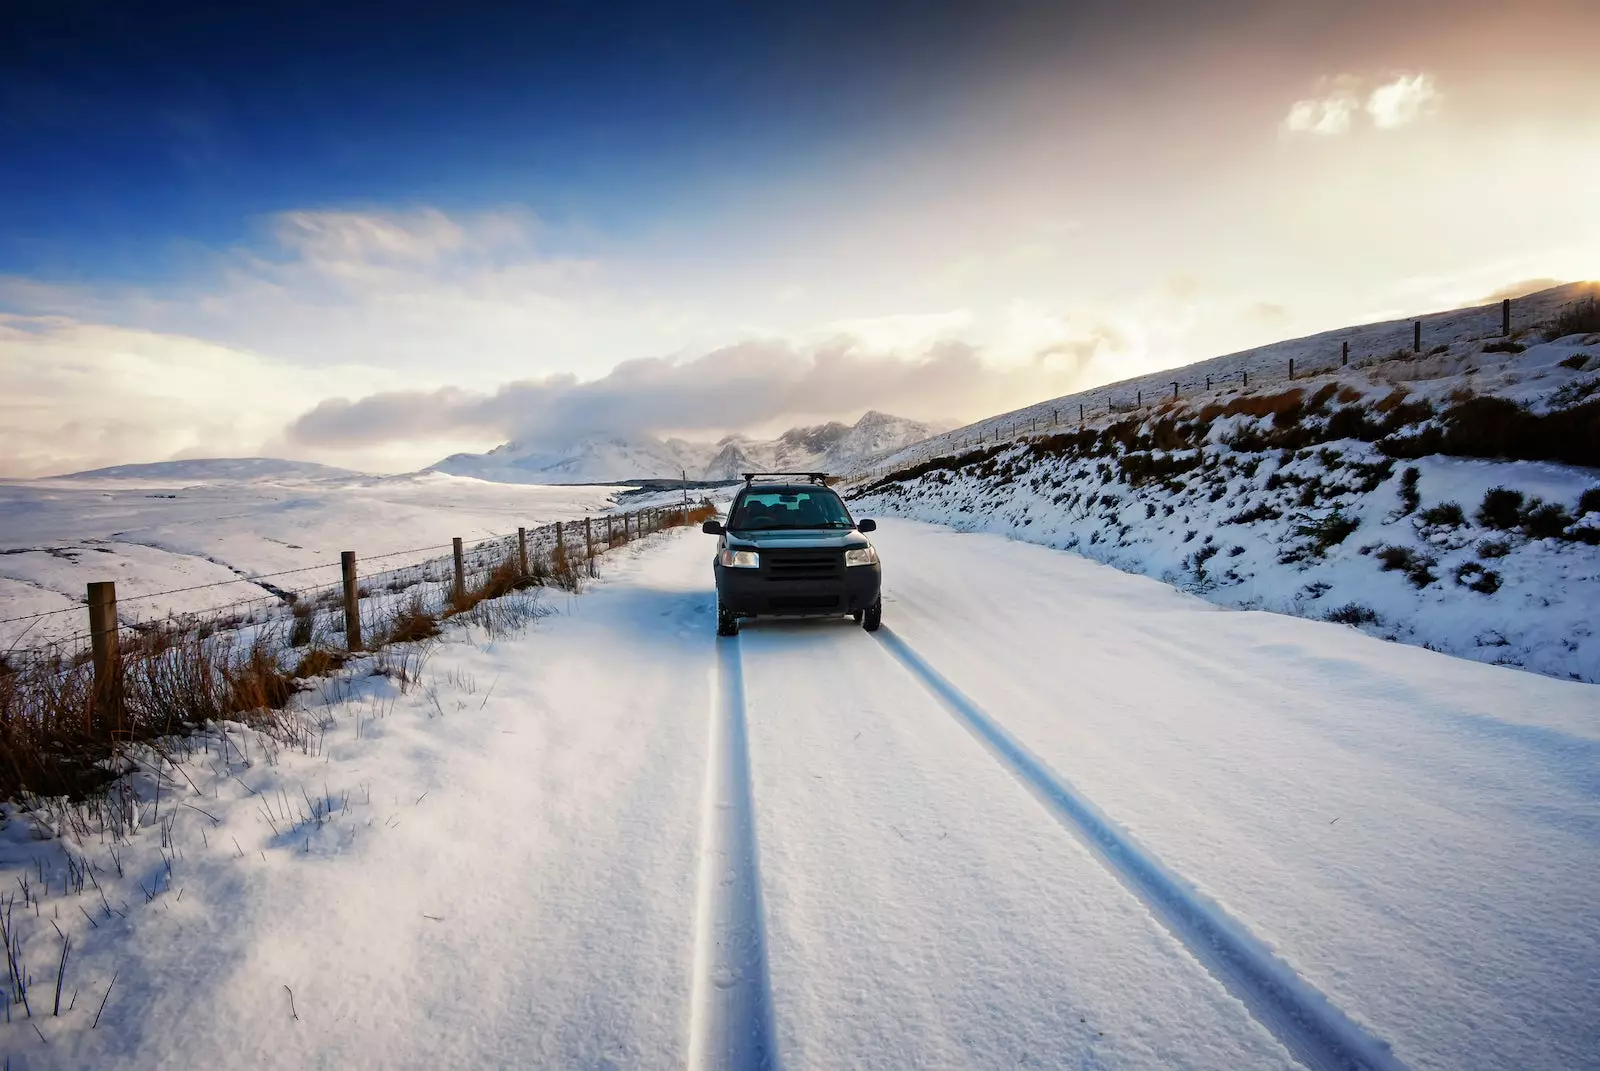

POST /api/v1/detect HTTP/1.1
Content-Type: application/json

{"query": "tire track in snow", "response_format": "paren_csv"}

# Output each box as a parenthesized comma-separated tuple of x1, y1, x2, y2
(687, 636, 780, 1071)
(874, 626, 1407, 1071)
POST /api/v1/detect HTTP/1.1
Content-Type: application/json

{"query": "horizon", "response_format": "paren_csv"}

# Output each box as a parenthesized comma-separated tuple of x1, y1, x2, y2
(4, 0, 1598, 477)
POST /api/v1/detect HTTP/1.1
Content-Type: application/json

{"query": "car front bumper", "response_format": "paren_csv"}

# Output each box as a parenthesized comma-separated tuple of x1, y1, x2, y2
(715, 561, 881, 617)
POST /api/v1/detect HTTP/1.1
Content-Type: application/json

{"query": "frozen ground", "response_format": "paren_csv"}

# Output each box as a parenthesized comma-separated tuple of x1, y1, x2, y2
(0, 471, 625, 647)
(3, 522, 1596, 1070)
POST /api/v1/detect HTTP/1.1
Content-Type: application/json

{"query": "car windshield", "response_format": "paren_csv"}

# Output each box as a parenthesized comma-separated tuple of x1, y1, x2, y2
(730, 488, 854, 530)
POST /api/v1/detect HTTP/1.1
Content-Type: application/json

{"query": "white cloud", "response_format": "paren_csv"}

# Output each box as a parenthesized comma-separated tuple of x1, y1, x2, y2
(1366, 73, 1440, 129)
(1284, 73, 1440, 136)
(1284, 93, 1358, 136)
(0, 315, 387, 477)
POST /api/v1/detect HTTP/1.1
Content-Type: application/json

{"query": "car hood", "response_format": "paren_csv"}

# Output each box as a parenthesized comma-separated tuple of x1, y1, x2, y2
(727, 529, 870, 551)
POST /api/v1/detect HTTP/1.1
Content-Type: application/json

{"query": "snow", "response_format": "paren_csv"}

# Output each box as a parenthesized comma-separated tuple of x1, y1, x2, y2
(0, 472, 628, 648)
(4, 521, 1596, 1069)
(849, 331, 1600, 682)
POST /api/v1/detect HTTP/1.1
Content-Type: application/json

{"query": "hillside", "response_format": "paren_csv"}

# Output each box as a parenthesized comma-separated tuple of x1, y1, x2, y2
(431, 410, 941, 484)
(849, 287, 1600, 681)
(47, 457, 360, 482)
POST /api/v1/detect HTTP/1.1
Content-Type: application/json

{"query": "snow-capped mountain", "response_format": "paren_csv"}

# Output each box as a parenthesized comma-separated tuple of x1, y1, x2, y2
(429, 411, 944, 484)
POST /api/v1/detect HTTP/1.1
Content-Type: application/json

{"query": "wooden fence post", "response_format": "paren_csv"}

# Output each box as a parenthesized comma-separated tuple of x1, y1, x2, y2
(1288, 358, 1294, 378)
(1502, 298, 1511, 336)
(1414, 320, 1421, 353)
(1342, 341, 1349, 366)
(1172, 381, 1179, 400)
(341, 551, 361, 651)
(1205, 374, 1211, 390)
(87, 581, 119, 736)
(1243, 370, 1249, 388)
(1136, 389, 1142, 407)
(517, 527, 529, 576)
(452, 537, 465, 601)
(585, 516, 593, 559)
(1079, 403, 1084, 424)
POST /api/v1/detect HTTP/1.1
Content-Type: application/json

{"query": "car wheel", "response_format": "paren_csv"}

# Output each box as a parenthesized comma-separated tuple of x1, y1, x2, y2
(861, 599, 881, 632)
(716, 596, 739, 636)
(851, 610, 863, 623)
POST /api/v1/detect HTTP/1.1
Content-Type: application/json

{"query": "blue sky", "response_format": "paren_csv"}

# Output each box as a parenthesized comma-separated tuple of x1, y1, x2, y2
(2, 0, 1598, 475)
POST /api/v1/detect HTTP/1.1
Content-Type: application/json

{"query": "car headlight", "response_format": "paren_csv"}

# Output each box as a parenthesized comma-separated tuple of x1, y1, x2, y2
(719, 548, 760, 569)
(844, 545, 879, 567)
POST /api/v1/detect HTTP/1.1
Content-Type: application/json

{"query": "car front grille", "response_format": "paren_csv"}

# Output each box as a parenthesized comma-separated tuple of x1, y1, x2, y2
(762, 549, 843, 581)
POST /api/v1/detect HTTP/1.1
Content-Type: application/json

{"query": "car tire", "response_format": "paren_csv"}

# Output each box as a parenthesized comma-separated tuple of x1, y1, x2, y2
(851, 610, 863, 623)
(861, 599, 881, 632)
(716, 596, 739, 637)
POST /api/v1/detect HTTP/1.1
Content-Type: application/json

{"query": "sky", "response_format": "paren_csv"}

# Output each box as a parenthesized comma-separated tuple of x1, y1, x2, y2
(2, 0, 1598, 477)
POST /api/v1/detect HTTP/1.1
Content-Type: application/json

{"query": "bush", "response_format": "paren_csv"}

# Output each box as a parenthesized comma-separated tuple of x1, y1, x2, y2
(1380, 395, 1600, 468)
(1416, 502, 1466, 528)
(1579, 487, 1600, 517)
(1544, 296, 1600, 341)
(1483, 339, 1524, 354)
(1477, 539, 1511, 559)
(1454, 561, 1502, 594)
(1326, 604, 1380, 626)
(1375, 544, 1438, 587)
(1477, 487, 1525, 530)
(1224, 503, 1282, 525)
(1291, 510, 1359, 557)
(1397, 466, 1421, 516)
(1521, 501, 1573, 540)
(1559, 353, 1591, 371)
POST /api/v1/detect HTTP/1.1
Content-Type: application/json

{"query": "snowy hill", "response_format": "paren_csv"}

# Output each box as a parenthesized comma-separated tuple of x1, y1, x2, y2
(432, 410, 943, 484)
(850, 285, 1600, 681)
(49, 457, 360, 482)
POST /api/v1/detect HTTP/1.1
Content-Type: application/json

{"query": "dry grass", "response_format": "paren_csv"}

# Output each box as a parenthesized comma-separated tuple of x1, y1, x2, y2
(3, 506, 702, 804)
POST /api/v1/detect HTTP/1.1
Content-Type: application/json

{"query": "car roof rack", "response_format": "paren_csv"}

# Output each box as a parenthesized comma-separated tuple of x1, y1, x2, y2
(741, 471, 831, 485)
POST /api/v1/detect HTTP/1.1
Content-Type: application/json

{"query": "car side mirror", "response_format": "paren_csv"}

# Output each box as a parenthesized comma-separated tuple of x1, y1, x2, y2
(701, 519, 724, 535)
(856, 518, 877, 533)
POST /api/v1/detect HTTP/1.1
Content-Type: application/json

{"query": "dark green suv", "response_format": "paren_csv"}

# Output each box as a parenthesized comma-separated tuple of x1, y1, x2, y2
(701, 473, 882, 636)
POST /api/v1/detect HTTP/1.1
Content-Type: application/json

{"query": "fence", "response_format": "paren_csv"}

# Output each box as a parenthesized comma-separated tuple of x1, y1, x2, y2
(850, 299, 1525, 484)
(0, 503, 711, 797)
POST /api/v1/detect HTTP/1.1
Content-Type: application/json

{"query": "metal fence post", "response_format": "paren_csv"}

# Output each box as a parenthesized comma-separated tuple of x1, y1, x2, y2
(87, 581, 119, 736)
(341, 551, 361, 651)
(452, 537, 465, 601)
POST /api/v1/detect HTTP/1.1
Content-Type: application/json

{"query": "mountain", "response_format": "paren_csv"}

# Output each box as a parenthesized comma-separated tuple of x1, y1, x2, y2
(429, 411, 945, 485)
(48, 457, 360, 481)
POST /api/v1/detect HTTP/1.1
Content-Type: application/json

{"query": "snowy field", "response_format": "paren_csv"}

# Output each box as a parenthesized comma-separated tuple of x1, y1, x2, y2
(0, 470, 627, 649)
(2, 522, 1595, 1070)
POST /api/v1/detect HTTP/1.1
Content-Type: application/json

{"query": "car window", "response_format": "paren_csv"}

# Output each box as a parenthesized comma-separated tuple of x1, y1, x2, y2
(730, 489, 853, 529)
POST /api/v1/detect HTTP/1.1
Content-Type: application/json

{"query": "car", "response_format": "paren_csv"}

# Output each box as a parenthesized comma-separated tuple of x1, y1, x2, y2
(702, 472, 882, 636)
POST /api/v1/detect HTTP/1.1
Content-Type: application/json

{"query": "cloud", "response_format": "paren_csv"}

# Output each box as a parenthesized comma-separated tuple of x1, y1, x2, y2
(284, 328, 1126, 453)
(1365, 73, 1439, 129)
(1283, 73, 1439, 136)
(0, 315, 386, 478)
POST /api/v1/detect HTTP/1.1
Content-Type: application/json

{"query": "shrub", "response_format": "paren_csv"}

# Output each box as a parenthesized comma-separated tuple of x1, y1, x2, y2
(1477, 539, 1510, 559)
(1559, 353, 1591, 371)
(1482, 339, 1524, 354)
(1454, 561, 1502, 594)
(1417, 502, 1466, 528)
(1477, 487, 1525, 530)
(1578, 486, 1600, 517)
(1375, 544, 1438, 587)
(1544, 297, 1600, 341)
(1291, 511, 1360, 557)
(1549, 377, 1600, 409)
(1521, 501, 1573, 540)
(1396, 466, 1421, 515)
(1326, 604, 1380, 626)
(1224, 503, 1282, 525)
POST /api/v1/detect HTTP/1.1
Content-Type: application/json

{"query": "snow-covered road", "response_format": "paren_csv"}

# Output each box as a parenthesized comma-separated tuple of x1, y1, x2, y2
(10, 520, 1597, 1070)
